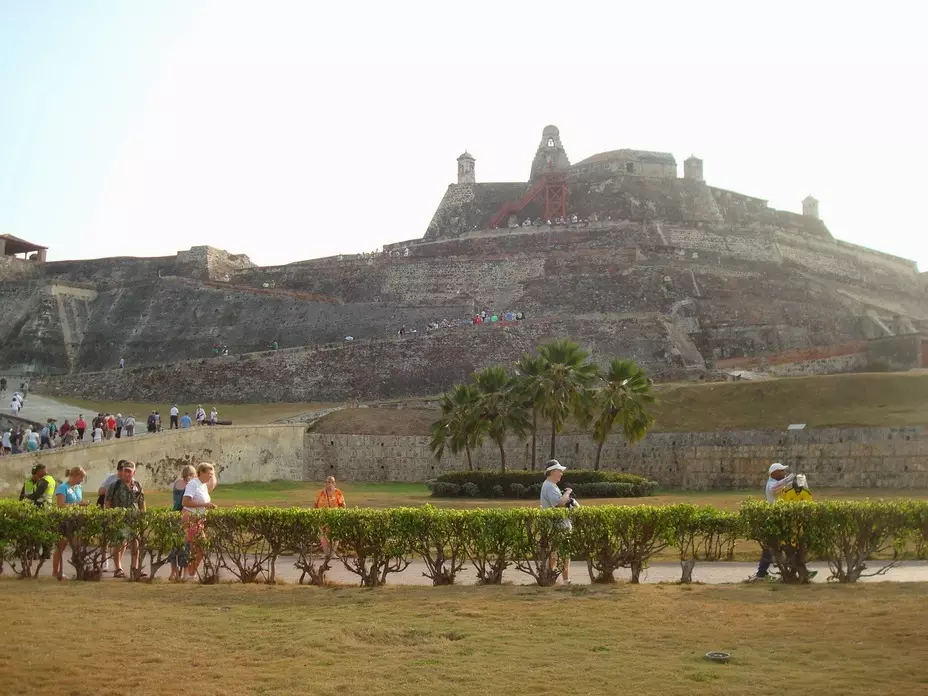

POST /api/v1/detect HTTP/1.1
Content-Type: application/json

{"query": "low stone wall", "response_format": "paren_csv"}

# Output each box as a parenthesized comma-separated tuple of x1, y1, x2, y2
(0, 425, 305, 496)
(5, 423, 925, 495)
(306, 426, 928, 490)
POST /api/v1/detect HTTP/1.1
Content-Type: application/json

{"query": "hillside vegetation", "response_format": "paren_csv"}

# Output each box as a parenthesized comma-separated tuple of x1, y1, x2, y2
(313, 372, 928, 435)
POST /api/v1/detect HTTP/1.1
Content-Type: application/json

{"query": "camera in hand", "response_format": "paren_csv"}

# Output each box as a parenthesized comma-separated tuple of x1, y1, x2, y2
(565, 489, 579, 510)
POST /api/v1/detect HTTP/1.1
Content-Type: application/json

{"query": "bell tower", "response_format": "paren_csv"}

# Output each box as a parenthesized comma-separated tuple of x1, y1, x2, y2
(529, 125, 570, 181)
(456, 151, 475, 184)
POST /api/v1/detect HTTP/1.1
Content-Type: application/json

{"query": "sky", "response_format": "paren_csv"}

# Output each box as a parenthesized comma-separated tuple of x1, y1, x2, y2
(1, 1, 926, 268)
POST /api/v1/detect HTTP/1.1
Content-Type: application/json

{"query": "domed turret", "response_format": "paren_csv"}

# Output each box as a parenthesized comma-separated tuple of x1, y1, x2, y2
(457, 151, 476, 184)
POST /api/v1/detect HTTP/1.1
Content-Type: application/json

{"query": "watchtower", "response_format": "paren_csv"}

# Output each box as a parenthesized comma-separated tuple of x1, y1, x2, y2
(457, 151, 475, 184)
(684, 155, 704, 181)
(803, 195, 820, 219)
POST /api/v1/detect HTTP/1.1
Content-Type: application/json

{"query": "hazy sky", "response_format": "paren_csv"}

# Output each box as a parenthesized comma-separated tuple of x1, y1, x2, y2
(2, 1, 926, 268)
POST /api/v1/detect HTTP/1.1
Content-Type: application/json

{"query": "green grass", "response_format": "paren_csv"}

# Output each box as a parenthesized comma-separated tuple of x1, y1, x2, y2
(141, 480, 928, 511)
(312, 372, 928, 434)
(51, 397, 334, 424)
(1, 581, 926, 695)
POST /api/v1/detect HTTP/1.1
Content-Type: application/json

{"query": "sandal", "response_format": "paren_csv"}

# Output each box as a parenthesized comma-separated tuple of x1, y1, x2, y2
(113, 569, 126, 579)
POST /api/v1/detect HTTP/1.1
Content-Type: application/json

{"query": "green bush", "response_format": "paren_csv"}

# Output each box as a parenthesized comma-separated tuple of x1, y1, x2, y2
(432, 471, 652, 498)
(1, 499, 924, 587)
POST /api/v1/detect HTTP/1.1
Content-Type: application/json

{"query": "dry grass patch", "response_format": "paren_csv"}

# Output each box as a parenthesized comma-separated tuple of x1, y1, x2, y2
(0, 581, 926, 695)
(312, 372, 928, 434)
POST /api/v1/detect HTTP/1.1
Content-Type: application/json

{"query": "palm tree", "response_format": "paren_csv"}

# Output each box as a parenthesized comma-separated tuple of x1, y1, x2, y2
(589, 359, 656, 471)
(472, 366, 530, 473)
(516, 354, 548, 470)
(536, 339, 599, 459)
(429, 384, 484, 471)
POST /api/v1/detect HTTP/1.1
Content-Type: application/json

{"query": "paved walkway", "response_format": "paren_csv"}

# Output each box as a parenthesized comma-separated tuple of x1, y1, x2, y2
(5, 555, 928, 585)
(5, 392, 89, 426)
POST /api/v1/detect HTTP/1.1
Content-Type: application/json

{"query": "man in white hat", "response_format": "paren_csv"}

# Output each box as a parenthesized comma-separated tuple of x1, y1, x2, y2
(540, 459, 574, 584)
(750, 462, 796, 581)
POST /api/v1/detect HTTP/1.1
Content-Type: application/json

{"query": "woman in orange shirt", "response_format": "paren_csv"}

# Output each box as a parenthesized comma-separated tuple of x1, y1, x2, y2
(314, 476, 346, 509)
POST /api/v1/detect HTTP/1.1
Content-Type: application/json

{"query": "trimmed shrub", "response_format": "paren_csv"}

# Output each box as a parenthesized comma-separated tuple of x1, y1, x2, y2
(509, 483, 527, 499)
(490, 485, 505, 498)
(462, 483, 481, 498)
(426, 481, 461, 497)
(2, 499, 925, 588)
(433, 470, 651, 498)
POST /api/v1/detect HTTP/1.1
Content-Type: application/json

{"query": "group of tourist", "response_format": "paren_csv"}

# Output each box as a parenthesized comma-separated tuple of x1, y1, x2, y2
(14, 459, 347, 581)
(1, 399, 221, 458)
(398, 309, 528, 339)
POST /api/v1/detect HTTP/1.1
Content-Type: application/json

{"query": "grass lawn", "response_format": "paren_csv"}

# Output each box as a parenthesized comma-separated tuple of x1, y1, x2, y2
(0, 581, 925, 696)
(140, 480, 928, 511)
(51, 397, 335, 424)
(313, 372, 928, 434)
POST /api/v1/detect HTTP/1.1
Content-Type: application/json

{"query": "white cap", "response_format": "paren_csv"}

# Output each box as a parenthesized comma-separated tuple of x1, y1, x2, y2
(768, 463, 789, 475)
(545, 459, 567, 473)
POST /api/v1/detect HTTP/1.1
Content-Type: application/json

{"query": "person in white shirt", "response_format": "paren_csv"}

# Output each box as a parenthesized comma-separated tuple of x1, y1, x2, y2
(209, 408, 218, 426)
(1, 428, 11, 455)
(195, 406, 206, 425)
(750, 463, 797, 582)
(92, 425, 104, 443)
(182, 462, 218, 578)
(11, 398, 21, 415)
(169, 404, 180, 429)
(124, 414, 136, 437)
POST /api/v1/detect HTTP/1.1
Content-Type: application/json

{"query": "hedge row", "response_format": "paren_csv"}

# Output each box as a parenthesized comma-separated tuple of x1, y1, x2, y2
(432, 470, 656, 498)
(427, 480, 656, 499)
(2, 500, 927, 586)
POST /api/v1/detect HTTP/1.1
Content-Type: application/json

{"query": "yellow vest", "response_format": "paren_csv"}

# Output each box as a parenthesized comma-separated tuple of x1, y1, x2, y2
(23, 475, 56, 507)
(779, 485, 813, 502)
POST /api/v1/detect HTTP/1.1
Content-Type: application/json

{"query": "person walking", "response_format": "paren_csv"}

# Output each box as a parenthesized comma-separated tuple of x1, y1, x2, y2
(169, 404, 179, 429)
(124, 414, 136, 437)
(168, 465, 197, 581)
(314, 476, 347, 509)
(748, 463, 817, 582)
(115, 414, 124, 439)
(540, 459, 574, 585)
(75, 414, 86, 442)
(19, 464, 56, 508)
(104, 461, 146, 579)
(52, 467, 89, 580)
(182, 463, 218, 578)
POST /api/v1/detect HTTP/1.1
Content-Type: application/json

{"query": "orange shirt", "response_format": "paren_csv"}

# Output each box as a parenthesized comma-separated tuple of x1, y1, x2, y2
(315, 488, 346, 509)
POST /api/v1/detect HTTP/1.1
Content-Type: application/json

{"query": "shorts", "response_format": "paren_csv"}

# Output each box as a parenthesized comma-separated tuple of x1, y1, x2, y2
(182, 511, 207, 544)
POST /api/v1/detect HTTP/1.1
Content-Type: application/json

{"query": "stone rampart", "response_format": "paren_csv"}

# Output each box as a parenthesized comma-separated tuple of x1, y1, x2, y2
(306, 426, 928, 489)
(36, 314, 695, 403)
(0, 424, 305, 496)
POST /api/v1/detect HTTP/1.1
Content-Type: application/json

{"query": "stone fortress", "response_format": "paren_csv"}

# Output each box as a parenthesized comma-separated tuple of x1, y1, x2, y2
(3, 125, 928, 404)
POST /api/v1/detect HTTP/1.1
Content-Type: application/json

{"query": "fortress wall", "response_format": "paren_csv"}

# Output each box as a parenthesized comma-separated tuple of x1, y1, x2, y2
(36, 316, 688, 404)
(67, 278, 471, 372)
(0, 425, 305, 496)
(0, 256, 41, 282)
(307, 426, 928, 489)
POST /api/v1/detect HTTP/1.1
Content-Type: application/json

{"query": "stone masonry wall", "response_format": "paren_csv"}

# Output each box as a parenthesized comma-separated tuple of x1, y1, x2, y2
(37, 315, 689, 403)
(0, 425, 305, 496)
(306, 426, 928, 490)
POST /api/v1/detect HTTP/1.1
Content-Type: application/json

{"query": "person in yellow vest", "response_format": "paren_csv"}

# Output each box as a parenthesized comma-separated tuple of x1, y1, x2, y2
(749, 463, 815, 582)
(19, 463, 55, 508)
(19, 463, 56, 559)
